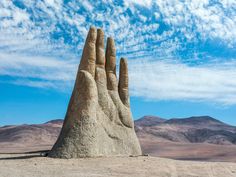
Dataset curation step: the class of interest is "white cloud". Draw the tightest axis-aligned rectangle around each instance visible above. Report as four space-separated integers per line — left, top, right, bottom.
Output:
13 9 29 24
125 0 153 7
0 52 76 82
129 59 236 105
81 1 93 12
12 79 60 89
153 0 236 46
44 0 62 10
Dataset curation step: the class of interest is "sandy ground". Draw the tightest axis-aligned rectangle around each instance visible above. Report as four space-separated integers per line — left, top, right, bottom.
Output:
1 153 236 177
140 139 236 162
2 141 236 162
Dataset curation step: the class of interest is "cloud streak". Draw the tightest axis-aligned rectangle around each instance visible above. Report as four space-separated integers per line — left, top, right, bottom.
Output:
129 59 236 105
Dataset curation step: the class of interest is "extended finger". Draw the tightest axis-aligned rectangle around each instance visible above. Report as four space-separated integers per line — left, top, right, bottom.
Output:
96 28 105 68
105 37 117 91
118 58 130 107
79 26 97 77
95 28 107 87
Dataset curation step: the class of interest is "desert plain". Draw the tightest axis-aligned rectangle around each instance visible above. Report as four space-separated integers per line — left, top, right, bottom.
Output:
1 153 236 177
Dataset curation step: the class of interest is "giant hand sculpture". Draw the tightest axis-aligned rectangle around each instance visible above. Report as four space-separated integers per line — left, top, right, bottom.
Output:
49 27 142 158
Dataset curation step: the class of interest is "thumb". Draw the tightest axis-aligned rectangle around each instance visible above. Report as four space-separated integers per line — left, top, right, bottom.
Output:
76 70 98 102
69 70 98 113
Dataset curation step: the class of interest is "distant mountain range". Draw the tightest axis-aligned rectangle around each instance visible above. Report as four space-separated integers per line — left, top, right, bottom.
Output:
135 115 236 145
1 116 236 162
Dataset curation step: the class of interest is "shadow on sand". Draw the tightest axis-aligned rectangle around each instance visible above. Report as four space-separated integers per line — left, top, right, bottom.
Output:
0 150 49 160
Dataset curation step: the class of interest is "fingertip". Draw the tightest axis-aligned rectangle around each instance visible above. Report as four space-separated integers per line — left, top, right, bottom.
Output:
120 57 127 65
107 37 113 43
97 28 104 36
120 57 128 73
88 26 97 43
96 28 104 48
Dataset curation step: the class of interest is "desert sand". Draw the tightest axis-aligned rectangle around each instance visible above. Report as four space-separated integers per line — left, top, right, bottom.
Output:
1 153 236 177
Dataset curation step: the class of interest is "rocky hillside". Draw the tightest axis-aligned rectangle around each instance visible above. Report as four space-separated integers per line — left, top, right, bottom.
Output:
135 116 236 145
0 120 62 152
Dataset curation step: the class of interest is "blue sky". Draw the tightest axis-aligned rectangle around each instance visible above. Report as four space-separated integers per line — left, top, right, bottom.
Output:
0 0 236 125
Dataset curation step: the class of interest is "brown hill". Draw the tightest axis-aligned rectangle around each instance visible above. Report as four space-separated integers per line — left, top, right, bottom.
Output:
1 116 236 162
135 116 236 145
135 116 167 126
0 121 62 153
135 116 236 162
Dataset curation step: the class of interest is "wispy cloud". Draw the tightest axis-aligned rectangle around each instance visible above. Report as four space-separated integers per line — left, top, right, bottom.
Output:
0 0 235 105
0 52 76 86
127 0 236 47
129 59 236 105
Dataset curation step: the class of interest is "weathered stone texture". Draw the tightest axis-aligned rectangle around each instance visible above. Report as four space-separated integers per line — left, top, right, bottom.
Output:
49 27 142 158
